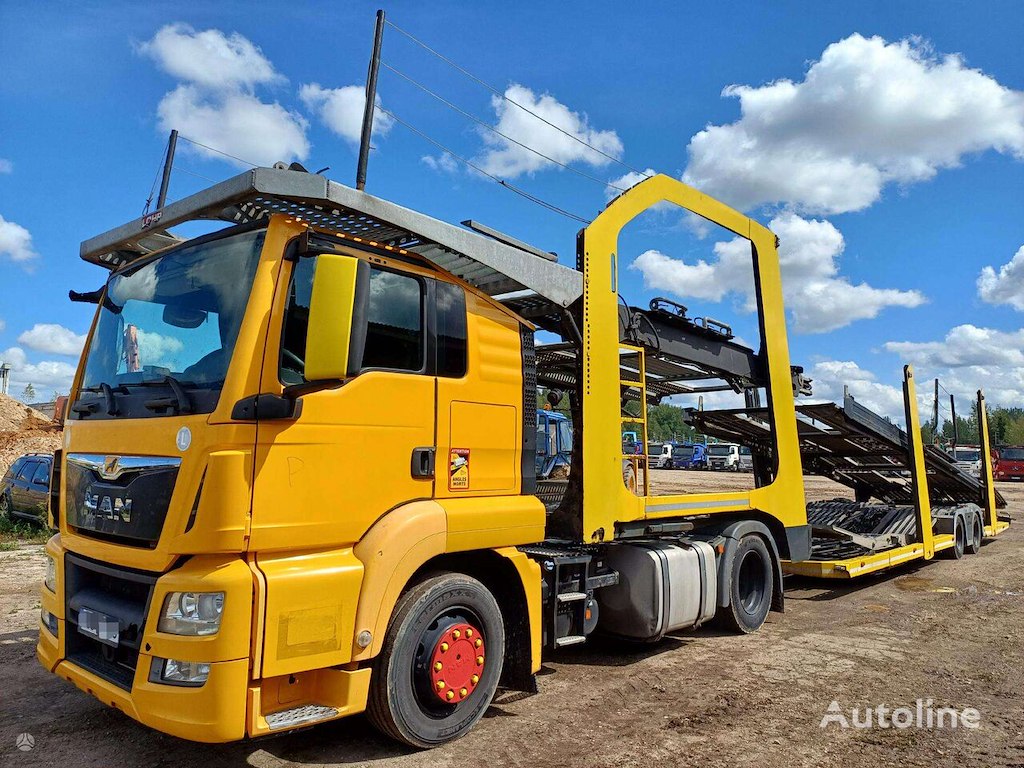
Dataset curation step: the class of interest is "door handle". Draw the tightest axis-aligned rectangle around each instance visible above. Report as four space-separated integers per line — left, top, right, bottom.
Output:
411 447 436 479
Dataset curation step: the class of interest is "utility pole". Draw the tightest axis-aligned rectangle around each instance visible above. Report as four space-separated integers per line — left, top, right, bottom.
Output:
356 10 386 191
950 394 958 450
156 129 178 210
933 378 939 432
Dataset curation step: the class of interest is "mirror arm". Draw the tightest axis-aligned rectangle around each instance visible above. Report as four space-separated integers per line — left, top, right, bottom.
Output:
282 379 345 400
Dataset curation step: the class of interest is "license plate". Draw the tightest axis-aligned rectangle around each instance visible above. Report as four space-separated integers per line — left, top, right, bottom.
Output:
78 607 120 647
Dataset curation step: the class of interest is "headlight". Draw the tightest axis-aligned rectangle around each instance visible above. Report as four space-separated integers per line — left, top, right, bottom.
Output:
151 657 211 686
158 591 225 636
44 555 56 593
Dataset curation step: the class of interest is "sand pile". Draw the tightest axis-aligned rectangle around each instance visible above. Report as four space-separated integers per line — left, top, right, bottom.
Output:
0 393 62 478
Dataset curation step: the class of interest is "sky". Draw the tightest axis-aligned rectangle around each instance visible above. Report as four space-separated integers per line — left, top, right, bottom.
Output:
0 1 1022 425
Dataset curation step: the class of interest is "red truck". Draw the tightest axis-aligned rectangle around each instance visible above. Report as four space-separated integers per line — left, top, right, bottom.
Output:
993 446 1024 481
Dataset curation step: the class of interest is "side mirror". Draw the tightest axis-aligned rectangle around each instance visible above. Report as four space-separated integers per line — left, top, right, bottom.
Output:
304 254 370 382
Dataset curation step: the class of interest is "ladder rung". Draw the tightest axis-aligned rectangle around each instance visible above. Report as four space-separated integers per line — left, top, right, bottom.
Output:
619 379 644 388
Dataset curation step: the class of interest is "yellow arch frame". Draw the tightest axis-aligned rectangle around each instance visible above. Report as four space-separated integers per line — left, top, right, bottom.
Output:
578 174 807 541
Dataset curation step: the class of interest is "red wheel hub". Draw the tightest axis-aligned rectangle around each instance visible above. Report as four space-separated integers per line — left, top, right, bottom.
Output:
428 621 485 703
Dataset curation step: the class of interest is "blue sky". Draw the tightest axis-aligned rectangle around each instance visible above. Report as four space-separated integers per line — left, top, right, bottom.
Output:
1 1 1022 422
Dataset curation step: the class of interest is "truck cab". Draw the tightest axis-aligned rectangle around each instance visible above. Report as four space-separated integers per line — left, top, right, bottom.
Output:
707 443 740 471
536 410 572 479
993 446 1024 481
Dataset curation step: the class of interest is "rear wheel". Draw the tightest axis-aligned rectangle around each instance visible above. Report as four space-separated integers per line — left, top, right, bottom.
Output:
965 513 983 555
367 573 504 748
716 535 773 633
945 517 967 559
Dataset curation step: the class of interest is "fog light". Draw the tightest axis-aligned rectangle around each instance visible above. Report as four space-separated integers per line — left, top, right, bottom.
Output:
158 591 224 636
152 657 211 687
44 555 56 593
40 608 58 638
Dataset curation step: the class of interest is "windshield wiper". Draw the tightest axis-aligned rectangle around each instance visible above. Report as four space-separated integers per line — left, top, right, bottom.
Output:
72 382 121 416
132 376 195 414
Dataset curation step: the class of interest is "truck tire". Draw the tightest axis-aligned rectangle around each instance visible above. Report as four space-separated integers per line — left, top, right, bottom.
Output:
367 573 504 748
944 517 967 560
965 513 983 555
716 535 773 634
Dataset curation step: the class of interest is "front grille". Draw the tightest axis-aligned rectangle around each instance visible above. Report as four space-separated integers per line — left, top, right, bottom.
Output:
64 454 180 547
64 553 158 691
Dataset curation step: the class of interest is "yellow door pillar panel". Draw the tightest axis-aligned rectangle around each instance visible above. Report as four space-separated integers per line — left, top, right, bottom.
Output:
902 366 934 559
256 548 364 678
581 174 805 540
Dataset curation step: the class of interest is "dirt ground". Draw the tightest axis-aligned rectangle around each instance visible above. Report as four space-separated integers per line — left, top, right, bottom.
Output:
1 471 1021 767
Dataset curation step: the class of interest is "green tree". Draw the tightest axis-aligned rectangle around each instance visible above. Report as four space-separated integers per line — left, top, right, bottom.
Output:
22 382 36 401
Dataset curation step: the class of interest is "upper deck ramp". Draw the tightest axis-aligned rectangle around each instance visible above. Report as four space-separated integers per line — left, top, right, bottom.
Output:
690 395 1007 510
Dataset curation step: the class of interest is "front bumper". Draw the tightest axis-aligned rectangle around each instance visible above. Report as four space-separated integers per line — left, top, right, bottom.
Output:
38 536 254 742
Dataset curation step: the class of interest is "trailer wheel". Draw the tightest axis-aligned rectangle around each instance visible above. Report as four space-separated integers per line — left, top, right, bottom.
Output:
367 573 504 748
965 513 983 555
716 535 773 633
945 517 967 560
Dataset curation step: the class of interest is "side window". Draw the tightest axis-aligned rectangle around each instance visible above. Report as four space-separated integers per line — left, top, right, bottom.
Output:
363 268 424 371
436 281 467 378
279 258 315 385
5 458 24 481
17 461 37 482
32 462 50 485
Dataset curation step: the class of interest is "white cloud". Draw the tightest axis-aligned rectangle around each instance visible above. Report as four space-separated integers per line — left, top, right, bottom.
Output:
683 34 1024 214
474 84 623 177
885 324 1024 368
421 154 459 174
139 23 283 92
17 324 86 357
606 168 658 199
0 346 77 397
299 83 393 144
0 158 12 174
0 214 38 263
978 245 1024 310
0 319 5 332
630 212 925 333
156 85 309 167
141 24 308 169
805 359 908 423
136 329 185 368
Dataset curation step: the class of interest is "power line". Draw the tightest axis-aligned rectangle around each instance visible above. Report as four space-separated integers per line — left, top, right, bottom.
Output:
381 62 628 194
178 135 258 169
384 18 651 180
376 105 590 224
174 166 220 184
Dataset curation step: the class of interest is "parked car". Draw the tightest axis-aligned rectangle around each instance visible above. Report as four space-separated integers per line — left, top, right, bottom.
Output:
0 453 52 523
993 446 1024 481
707 443 741 471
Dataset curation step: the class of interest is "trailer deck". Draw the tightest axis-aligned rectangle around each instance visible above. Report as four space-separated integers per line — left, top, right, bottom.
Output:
691 378 1010 578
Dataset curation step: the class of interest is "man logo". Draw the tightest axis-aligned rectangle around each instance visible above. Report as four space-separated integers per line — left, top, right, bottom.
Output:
100 456 120 480
16 732 35 751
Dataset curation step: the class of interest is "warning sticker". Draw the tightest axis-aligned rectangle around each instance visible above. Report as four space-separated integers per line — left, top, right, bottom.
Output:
449 448 470 490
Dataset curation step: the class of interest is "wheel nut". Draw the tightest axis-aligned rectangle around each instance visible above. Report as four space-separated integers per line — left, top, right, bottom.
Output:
465 628 473 638
440 642 449 652
475 638 482 648
460 687 468 697
446 690 455 701
471 674 479 685
436 680 445 690
452 629 461 639
433 662 443 672
476 655 484 666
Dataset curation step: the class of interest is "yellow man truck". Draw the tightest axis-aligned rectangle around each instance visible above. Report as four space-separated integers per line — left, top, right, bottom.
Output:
38 167 1008 747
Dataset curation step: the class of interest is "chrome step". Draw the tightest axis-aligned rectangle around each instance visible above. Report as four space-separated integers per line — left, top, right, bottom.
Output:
556 591 587 602
554 635 586 648
265 704 339 731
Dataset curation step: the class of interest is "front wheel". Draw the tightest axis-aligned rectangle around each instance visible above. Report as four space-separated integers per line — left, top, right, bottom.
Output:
716 535 773 633
367 573 504 748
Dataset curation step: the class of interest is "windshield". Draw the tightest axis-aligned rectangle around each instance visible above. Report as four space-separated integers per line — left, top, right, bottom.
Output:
954 449 980 462
708 445 733 456
999 448 1024 460
78 230 264 413
671 445 691 457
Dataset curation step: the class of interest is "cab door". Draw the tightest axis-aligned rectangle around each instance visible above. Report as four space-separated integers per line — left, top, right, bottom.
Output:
249 254 436 552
